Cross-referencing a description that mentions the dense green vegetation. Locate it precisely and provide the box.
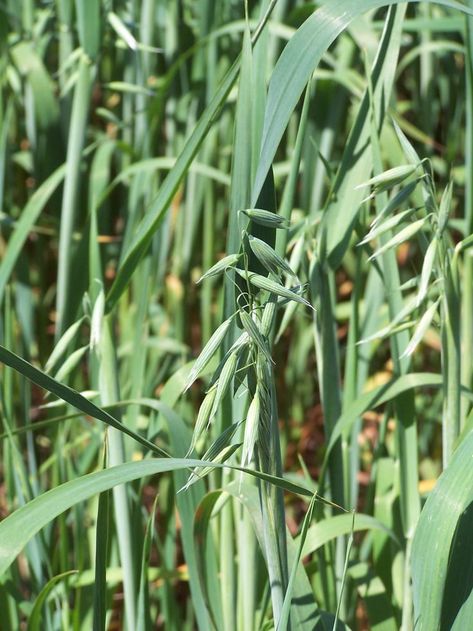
[1,1,473,629]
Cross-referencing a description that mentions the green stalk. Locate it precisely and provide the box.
[21,0,33,36]
[461,0,473,424]
[308,37,355,218]
[275,83,311,258]
[2,288,45,588]
[440,245,461,466]
[343,247,362,508]
[419,4,434,141]
[92,445,111,631]
[310,259,346,617]
[98,316,137,630]
[366,7,418,629]
[220,23,254,631]
[310,260,345,510]
[55,55,93,337]
[55,0,74,120]
[366,2,419,539]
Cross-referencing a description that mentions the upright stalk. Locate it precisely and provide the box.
[55,55,93,337]
[461,0,473,424]
[440,246,461,466]
[366,9,419,629]
[97,316,137,630]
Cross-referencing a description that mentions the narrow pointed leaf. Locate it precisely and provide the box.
[0,344,169,457]
[277,494,317,631]
[28,570,78,631]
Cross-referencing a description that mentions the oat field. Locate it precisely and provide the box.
[1,1,473,629]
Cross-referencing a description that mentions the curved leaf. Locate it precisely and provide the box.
[0,344,169,457]
[412,429,473,630]
[302,513,400,557]
[27,570,78,631]
[0,457,323,578]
